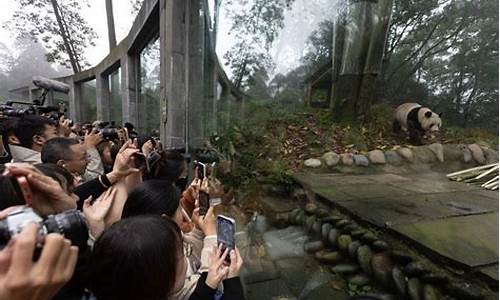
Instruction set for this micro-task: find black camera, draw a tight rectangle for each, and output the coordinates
[0,206,88,249]
[101,128,119,140]
[0,105,36,118]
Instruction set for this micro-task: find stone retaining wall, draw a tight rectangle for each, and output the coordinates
[278,206,494,299]
[304,144,499,171]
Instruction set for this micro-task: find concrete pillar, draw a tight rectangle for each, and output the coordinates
[187,0,205,149]
[96,73,110,121]
[68,80,81,122]
[121,54,139,129]
[160,0,186,149]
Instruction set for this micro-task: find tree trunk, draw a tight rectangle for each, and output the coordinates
[105,0,117,50]
[331,0,393,123]
[50,0,81,73]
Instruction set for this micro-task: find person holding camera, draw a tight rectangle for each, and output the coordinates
[0,220,79,300]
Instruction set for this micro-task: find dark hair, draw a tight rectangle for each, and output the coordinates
[41,137,79,164]
[146,150,186,181]
[0,166,24,210]
[89,216,182,300]
[35,163,74,192]
[12,115,54,148]
[123,122,134,132]
[122,180,180,218]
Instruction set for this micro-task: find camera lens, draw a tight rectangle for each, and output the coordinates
[44,210,88,248]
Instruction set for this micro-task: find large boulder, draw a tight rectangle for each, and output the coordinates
[341,153,354,166]
[368,150,386,164]
[322,152,340,166]
[412,146,436,163]
[385,150,403,165]
[304,158,322,168]
[396,147,414,162]
[481,147,498,164]
[353,155,370,167]
[442,144,465,162]
[468,144,486,164]
[428,143,444,162]
[459,144,473,163]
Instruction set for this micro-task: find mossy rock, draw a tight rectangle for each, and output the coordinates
[408,277,422,300]
[348,240,362,259]
[357,245,374,275]
[328,229,341,247]
[337,235,352,252]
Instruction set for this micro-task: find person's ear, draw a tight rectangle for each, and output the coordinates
[56,160,66,168]
[8,135,19,145]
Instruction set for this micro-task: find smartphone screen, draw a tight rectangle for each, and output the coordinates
[199,191,210,216]
[217,215,235,262]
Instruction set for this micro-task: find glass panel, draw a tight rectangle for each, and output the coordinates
[140,37,161,136]
[109,68,122,126]
[80,79,97,123]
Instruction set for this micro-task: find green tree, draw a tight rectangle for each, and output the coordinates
[4,0,98,73]
[223,0,294,89]
[380,0,498,132]
[301,20,333,73]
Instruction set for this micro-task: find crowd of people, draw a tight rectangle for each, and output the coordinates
[0,114,244,300]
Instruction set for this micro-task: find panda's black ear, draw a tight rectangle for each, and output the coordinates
[438,112,443,117]
[425,111,432,118]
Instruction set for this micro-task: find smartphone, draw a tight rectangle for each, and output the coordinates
[194,161,206,180]
[199,191,210,216]
[10,176,33,206]
[217,215,235,263]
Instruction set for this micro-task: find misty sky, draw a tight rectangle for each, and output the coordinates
[0,0,337,78]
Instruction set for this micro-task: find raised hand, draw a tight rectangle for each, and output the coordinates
[83,188,117,239]
[3,163,77,216]
[192,206,216,236]
[227,247,243,279]
[141,140,154,156]
[107,140,140,183]
[0,223,78,300]
[205,245,229,289]
[84,131,104,150]
[57,116,72,137]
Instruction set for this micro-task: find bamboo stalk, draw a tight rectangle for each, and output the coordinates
[475,166,499,180]
[481,176,499,187]
[447,163,498,178]
[483,180,498,189]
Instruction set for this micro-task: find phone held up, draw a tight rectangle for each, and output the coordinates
[217,215,235,263]
[193,160,206,180]
[199,190,210,216]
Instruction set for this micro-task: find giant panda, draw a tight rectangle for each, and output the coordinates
[393,103,442,145]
